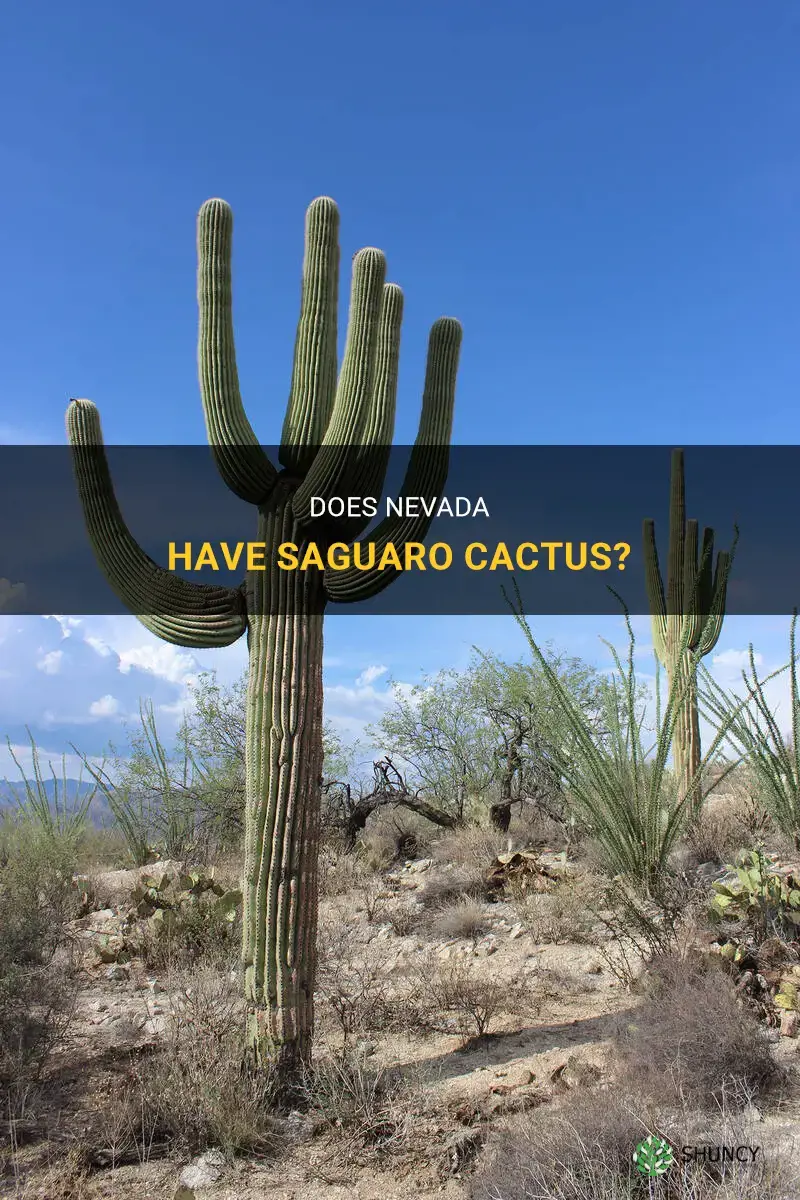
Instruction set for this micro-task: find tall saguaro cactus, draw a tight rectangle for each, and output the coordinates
[643,448,736,807]
[66,197,462,1075]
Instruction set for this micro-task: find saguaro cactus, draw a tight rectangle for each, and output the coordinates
[643,448,736,808]
[66,197,462,1075]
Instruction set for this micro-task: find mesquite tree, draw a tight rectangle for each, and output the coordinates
[643,448,736,809]
[65,196,462,1075]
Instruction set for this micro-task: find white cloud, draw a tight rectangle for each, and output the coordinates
[37,649,63,674]
[88,695,121,718]
[117,643,198,685]
[47,616,84,639]
[713,648,763,670]
[356,664,388,687]
[85,635,114,657]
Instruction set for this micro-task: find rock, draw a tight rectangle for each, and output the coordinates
[282,1109,318,1143]
[443,1128,484,1175]
[355,1039,376,1060]
[474,936,498,957]
[508,923,525,940]
[780,1010,799,1038]
[551,1055,601,1090]
[405,858,433,874]
[486,1090,548,1116]
[178,1148,227,1191]
[105,964,130,982]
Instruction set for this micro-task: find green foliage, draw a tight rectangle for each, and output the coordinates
[370,646,612,824]
[699,612,800,846]
[710,847,800,940]
[4,729,97,842]
[75,681,249,865]
[0,816,79,1093]
[509,586,737,889]
[130,867,243,969]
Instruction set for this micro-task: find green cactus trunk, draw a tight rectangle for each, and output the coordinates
[242,494,325,1071]
[669,644,701,803]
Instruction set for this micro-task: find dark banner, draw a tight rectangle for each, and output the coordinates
[0,445,792,616]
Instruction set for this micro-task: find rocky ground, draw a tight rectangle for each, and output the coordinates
[5,838,800,1199]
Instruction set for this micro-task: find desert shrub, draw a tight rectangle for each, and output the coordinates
[354,874,388,923]
[616,951,783,1108]
[589,874,705,989]
[357,818,398,872]
[316,913,397,1042]
[0,818,80,1099]
[302,1054,411,1158]
[680,786,774,871]
[106,969,276,1159]
[74,824,131,871]
[709,847,800,945]
[468,1086,796,1200]
[414,953,533,1038]
[419,865,487,909]
[700,615,800,848]
[319,846,364,897]
[383,901,422,937]
[511,601,740,889]
[431,898,491,942]
[431,825,510,873]
[358,809,434,866]
[510,874,596,944]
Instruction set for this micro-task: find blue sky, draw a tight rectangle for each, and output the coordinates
[1,1,799,777]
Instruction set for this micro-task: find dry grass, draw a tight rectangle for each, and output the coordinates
[430,898,491,942]
[469,1085,798,1200]
[431,825,510,873]
[418,867,487,910]
[96,968,278,1161]
[616,951,784,1109]
[0,821,81,1109]
[509,874,597,944]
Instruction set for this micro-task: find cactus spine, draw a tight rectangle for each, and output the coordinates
[643,448,735,809]
[66,197,462,1075]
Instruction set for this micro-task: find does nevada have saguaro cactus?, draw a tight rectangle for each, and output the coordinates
[65,196,462,1077]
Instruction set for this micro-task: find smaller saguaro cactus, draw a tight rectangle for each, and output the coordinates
[643,448,737,807]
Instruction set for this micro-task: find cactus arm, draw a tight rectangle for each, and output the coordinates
[682,518,704,644]
[295,280,403,544]
[291,248,387,526]
[642,517,668,663]
[323,316,462,604]
[696,527,716,612]
[197,200,278,504]
[666,448,686,618]
[66,399,247,648]
[279,197,340,472]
